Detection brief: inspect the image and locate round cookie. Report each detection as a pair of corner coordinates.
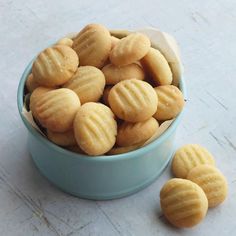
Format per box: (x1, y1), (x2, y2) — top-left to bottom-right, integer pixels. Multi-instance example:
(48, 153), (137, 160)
(116, 117), (159, 147)
(110, 33), (151, 66)
(32, 45), (79, 87)
(35, 88), (80, 132)
(107, 144), (141, 155)
(102, 86), (112, 106)
(73, 24), (111, 68)
(154, 85), (184, 121)
(63, 66), (105, 104)
(73, 102), (117, 155)
(111, 36), (120, 49)
(102, 63), (145, 85)
(187, 165), (228, 207)
(160, 178), (208, 228)
(172, 144), (215, 178)
(47, 129), (76, 147)
(56, 37), (73, 47)
(141, 48), (173, 85)
(26, 73), (40, 93)
(108, 79), (158, 122)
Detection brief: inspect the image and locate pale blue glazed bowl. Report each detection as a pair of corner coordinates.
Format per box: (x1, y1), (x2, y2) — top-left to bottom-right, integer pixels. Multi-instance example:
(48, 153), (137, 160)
(17, 60), (186, 200)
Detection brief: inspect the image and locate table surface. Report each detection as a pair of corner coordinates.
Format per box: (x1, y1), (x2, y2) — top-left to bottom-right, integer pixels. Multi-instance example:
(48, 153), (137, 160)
(1, 0), (236, 235)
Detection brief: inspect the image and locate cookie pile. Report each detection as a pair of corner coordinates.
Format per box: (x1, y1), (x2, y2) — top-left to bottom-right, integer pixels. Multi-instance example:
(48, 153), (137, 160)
(160, 144), (228, 228)
(25, 23), (185, 156)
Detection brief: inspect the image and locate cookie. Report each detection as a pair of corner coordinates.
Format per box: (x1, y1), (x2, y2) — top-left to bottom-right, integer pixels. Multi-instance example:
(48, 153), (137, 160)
(111, 36), (120, 49)
(109, 33), (151, 66)
(56, 37), (73, 47)
(102, 86), (112, 106)
(47, 129), (76, 147)
(63, 66), (105, 104)
(109, 29), (131, 39)
(153, 85), (184, 121)
(102, 63), (145, 85)
(187, 165), (228, 207)
(108, 79), (158, 122)
(32, 45), (79, 87)
(73, 24), (111, 68)
(35, 88), (80, 132)
(160, 178), (208, 228)
(141, 48), (172, 85)
(73, 102), (117, 155)
(107, 144), (141, 155)
(26, 73), (40, 93)
(172, 144), (215, 178)
(116, 117), (159, 147)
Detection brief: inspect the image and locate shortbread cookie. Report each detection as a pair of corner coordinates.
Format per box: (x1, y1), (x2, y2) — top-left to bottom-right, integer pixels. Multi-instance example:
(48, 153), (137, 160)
(107, 144), (141, 155)
(141, 48), (172, 85)
(108, 79), (158, 122)
(73, 24), (111, 68)
(110, 33), (151, 66)
(172, 144), (215, 178)
(32, 45), (79, 87)
(30, 87), (53, 117)
(56, 37), (73, 47)
(160, 178), (208, 228)
(116, 117), (159, 147)
(73, 102), (117, 155)
(47, 129), (76, 147)
(102, 86), (112, 106)
(154, 85), (184, 121)
(111, 36), (120, 49)
(26, 73), (40, 93)
(35, 88), (80, 132)
(187, 165), (228, 207)
(109, 29), (131, 39)
(63, 66), (105, 104)
(102, 63), (145, 85)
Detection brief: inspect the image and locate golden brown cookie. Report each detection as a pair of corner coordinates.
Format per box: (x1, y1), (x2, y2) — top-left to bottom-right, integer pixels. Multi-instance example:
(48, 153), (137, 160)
(141, 48), (172, 85)
(102, 86), (112, 106)
(73, 24), (111, 68)
(172, 144), (215, 178)
(160, 178), (208, 228)
(56, 37), (73, 47)
(116, 117), (159, 147)
(107, 144), (141, 155)
(47, 129), (76, 147)
(187, 165), (228, 207)
(108, 79), (158, 122)
(111, 36), (120, 49)
(102, 63), (145, 85)
(73, 102), (117, 155)
(35, 88), (80, 132)
(63, 66), (105, 104)
(26, 73), (40, 93)
(32, 45), (79, 87)
(110, 33), (151, 66)
(153, 85), (184, 121)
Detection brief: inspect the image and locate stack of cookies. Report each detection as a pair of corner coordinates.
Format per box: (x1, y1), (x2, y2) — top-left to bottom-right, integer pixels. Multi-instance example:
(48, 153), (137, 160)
(25, 23), (185, 156)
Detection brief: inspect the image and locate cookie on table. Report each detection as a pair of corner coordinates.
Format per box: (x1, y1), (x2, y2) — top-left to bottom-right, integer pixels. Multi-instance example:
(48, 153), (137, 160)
(108, 79), (158, 122)
(73, 24), (111, 68)
(172, 144), (215, 178)
(32, 45), (79, 87)
(73, 102), (117, 155)
(102, 63), (145, 85)
(141, 48), (172, 85)
(160, 178), (208, 228)
(116, 117), (159, 147)
(63, 66), (105, 104)
(187, 165), (228, 207)
(26, 73), (40, 93)
(109, 33), (151, 66)
(153, 85), (184, 121)
(34, 88), (80, 132)
(102, 86), (112, 106)
(56, 37), (73, 47)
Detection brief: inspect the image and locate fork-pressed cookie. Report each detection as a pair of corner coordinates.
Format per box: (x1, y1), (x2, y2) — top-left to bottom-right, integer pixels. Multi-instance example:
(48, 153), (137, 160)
(73, 102), (117, 155)
(73, 24), (111, 68)
(102, 63), (145, 85)
(111, 36), (120, 49)
(63, 66), (105, 104)
(108, 79), (158, 122)
(32, 45), (79, 87)
(187, 165), (228, 207)
(154, 85), (184, 121)
(160, 178), (208, 228)
(102, 86), (112, 106)
(35, 88), (80, 132)
(109, 33), (151, 66)
(171, 144), (215, 178)
(26, 73), (40, 93)
(56, 37), (73, 47)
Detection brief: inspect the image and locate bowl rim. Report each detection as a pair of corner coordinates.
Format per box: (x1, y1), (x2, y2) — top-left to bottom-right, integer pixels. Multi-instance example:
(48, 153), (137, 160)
(17, 59), (186, 162)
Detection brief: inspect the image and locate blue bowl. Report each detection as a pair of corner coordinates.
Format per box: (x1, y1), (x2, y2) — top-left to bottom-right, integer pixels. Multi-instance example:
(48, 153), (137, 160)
(17, 60), (186, 200)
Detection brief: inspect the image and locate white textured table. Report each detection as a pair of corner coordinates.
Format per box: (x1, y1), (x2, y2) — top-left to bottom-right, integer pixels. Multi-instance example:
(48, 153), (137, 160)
(1, 0), (236, 235)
